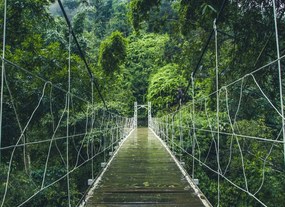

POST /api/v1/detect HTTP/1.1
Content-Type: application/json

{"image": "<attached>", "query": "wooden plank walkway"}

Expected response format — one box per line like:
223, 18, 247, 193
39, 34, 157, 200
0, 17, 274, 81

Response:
84, 128, 211, 207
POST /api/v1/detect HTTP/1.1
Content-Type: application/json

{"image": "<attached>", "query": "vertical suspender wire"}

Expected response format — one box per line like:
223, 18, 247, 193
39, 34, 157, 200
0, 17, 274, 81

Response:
272, 0, 285, 164
191, 74, 196, 179
166, 115, 169, 145
112, 116, 114, 152
214, 19, 220, 206
171, 115, 174, 152
103, 112, 108, 163
0, 0, 7, 164
134, 102, 137, 128
66, 26, 72, 207
91, 80, 94, 180
179, 101, 182, 162
148, 102, 151, 128
162, 121, 164, 140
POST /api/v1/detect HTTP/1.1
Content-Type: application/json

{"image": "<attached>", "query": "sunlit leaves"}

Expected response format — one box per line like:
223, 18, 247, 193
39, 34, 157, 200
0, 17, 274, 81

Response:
125, 33, 169, 103
148, 64, 187, 111
98, 31, 127, 75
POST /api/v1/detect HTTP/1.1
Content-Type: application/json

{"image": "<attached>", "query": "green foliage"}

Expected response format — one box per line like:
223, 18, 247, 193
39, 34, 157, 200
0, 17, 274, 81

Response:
108, 0, 132, 36
157, 104, 285, 206
1, 0, 285, 206
179, 0, 219, 35
98, 31, 127, 75
147, 0, 179, 34
64, 0, 80, 10
129, 0, 161, 31
148, 64, 187, 111
0, 0, 54, 48
73, 11, 86, 35
125, 33, 169, 103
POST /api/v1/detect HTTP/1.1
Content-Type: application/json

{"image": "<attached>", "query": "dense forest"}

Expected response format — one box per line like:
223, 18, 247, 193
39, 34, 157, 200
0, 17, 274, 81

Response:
0, 0, 285, 206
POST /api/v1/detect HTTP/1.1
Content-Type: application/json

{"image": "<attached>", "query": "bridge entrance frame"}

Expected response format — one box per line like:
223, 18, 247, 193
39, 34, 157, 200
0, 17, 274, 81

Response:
134, 102, 151, 128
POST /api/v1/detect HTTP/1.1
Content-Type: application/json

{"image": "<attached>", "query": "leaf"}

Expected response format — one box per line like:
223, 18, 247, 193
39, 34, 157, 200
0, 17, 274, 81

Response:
143, 181, 150, 187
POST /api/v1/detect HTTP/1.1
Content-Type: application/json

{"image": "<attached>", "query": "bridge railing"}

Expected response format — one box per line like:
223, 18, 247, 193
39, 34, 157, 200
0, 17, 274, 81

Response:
0, 1, 135, 207
0, 57, 135, 206
150, 77, 285, 206
149, 3, 285, 206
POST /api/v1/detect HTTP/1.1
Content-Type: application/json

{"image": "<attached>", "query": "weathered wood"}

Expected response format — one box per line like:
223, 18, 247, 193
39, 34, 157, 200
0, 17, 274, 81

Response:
84, 128, 210, 207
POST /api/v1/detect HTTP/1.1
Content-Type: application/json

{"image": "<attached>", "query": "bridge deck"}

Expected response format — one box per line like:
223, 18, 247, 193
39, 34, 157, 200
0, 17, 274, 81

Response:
84, 128, 209, 207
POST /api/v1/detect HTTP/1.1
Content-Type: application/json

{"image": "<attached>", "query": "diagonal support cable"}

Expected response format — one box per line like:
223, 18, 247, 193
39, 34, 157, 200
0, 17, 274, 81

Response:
57, 0, 108, 111
0, 0, 7, 164
185, 0, 227, 94
272, 0, 285, 165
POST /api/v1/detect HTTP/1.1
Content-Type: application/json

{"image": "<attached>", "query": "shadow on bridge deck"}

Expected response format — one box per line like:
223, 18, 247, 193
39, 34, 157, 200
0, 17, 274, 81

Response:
83, 128, 211, 207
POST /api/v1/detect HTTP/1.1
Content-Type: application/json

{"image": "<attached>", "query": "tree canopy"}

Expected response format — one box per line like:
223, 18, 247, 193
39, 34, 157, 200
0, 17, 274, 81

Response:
0, 0, 285, 206
98, 31, 127, 75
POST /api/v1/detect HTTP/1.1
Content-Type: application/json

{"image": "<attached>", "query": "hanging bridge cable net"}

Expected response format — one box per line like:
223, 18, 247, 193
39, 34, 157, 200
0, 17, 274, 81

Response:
3, 71, 31, 174
1, 45, 133, 206
150, 67, 285, 205
173, 140, 268, 206
223, 87, 249, 192
150, 3, 285, 206
214, 83, 281, 194
0, 3, 135, 207
18, 133, 132, 207
1, 82, 52, 207
0, 0, 7, 164
72, 103, 90, 166
203, 99, 218, 167
57, 0, 108, 111
152, 96, 284, 139
151, 108, 274, 207
1, 58, 88, 103
41, 94, 68, 190
272, 0, 285, 164
49, 86, 67, 167
222, 90, 235, 176
188, 54, 285, 121
0, 80, 133, 206
251, 133, 280, 196
151, 109, 282, 206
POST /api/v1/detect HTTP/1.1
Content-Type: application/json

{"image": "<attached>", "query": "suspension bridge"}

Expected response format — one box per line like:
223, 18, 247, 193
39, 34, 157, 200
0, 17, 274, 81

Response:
1, 0, 285, 207
81, 127, 210, 207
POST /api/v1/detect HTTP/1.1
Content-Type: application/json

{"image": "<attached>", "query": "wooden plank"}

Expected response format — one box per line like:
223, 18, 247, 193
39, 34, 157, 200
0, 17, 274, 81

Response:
84, 128, 210, 207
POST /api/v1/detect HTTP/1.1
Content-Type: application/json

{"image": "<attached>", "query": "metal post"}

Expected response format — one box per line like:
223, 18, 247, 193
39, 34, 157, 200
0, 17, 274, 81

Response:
91, 81, 94, 180
171, 116, 174, 152
134, 102, 138, 128
148, 102, 151, 128
166, 115, 169, 145
179, 101, 182, 162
